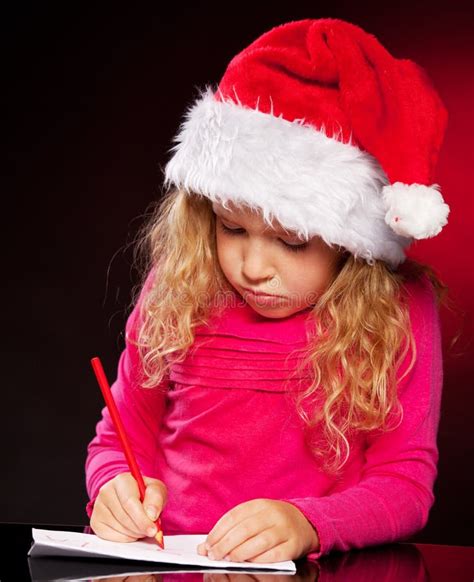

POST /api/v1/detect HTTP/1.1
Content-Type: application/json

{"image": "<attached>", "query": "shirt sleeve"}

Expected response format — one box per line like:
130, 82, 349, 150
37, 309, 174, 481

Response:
281, 276, 444, 559
84, 267, 169, 519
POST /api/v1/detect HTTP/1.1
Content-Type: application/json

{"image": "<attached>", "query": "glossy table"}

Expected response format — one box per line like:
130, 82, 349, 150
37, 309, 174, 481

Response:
1, 522, 473, 581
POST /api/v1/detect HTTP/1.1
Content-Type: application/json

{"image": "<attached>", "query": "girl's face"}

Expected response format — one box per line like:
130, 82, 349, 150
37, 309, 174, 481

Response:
212, 201, 343, 318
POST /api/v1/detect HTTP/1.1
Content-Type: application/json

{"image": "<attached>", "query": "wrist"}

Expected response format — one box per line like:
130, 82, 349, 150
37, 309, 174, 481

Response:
307, 523, 320, 553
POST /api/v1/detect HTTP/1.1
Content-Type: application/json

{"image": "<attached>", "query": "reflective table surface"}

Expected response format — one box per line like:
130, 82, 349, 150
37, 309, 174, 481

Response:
1, 522, 473, 582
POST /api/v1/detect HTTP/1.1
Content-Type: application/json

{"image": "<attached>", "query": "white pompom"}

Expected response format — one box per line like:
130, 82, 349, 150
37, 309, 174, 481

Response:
382, 182, 450, 239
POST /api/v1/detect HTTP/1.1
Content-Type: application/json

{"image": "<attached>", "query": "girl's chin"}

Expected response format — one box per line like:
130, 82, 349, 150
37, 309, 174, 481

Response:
247, 298, 310, 319
250, 305, 306, 319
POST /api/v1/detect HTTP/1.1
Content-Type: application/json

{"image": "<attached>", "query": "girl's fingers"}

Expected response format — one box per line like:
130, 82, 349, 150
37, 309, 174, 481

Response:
114, 476, 158, 537
142, 481, 167, 521
94, 510, 140, 543
91, 473, 166, 543
91, 501, 140, 541
247, 540, 290, 563
108, 486, 149, 538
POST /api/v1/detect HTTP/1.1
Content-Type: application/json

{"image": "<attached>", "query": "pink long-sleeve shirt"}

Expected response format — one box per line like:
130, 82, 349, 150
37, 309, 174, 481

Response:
85, 270, 443, 560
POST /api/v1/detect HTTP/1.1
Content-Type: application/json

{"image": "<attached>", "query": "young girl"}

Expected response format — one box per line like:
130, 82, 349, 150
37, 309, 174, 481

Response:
85, 17, 451, 562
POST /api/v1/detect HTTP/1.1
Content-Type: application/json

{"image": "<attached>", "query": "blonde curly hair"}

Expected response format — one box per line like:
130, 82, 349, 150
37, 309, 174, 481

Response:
129, 187, 456, 475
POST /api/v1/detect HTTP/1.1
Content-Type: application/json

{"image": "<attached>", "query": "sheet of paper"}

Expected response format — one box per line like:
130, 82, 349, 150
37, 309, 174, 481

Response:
28, 528, 297, 572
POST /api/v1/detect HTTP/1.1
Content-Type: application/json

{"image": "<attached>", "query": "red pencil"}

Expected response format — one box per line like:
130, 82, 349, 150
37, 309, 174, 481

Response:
90, 356, 165, 549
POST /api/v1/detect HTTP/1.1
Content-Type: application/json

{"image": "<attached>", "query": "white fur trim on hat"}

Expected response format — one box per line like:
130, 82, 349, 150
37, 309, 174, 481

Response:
163, 86, 413, 268
382, 182, 450, 239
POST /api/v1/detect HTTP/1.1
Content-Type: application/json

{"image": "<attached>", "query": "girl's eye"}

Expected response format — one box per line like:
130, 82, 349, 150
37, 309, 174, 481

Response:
219, 222, 309, 253
283, 240, 310, 252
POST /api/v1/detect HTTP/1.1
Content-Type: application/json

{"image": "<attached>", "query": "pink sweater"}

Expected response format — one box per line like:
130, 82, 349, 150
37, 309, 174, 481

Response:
85, 270, 443, 560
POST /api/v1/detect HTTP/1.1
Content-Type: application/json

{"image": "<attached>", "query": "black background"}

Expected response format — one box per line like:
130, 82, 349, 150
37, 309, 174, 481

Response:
3, 1, 473, 546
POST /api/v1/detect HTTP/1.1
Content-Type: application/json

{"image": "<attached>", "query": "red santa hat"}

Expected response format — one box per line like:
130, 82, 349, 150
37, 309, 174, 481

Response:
163, 18, 449, 268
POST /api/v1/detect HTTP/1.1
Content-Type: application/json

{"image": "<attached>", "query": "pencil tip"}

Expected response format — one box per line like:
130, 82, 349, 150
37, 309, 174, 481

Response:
155, 530, 164, 549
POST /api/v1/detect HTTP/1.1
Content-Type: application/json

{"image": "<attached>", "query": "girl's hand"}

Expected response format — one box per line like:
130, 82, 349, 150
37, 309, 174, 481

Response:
196, 498, 320, 563
90, 472, 167, 542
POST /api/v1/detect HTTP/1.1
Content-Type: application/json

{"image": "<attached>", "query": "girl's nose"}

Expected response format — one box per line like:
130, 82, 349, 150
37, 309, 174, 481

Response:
241, 241, 275, 282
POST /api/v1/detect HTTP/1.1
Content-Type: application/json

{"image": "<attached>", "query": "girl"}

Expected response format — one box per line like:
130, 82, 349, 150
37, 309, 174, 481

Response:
85, 17, 452, 561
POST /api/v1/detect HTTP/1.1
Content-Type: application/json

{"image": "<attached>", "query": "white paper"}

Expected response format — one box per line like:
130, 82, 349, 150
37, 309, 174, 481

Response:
28, 528, 296, 572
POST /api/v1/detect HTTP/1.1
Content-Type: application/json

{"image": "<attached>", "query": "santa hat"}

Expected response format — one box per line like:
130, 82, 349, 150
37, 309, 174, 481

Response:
163, 18, 449, 268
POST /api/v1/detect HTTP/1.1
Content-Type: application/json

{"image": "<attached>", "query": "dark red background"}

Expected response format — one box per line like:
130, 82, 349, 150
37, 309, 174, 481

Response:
3, 3, 473, 544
